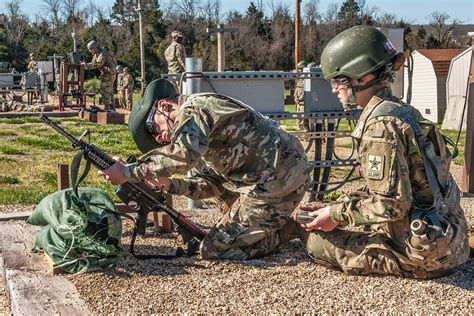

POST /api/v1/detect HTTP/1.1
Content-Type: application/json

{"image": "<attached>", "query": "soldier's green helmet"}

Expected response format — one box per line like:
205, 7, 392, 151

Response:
87, 40, 99, 50
321, 25, 399, 80
297, 61, 306, 69
128, 79, 178, 153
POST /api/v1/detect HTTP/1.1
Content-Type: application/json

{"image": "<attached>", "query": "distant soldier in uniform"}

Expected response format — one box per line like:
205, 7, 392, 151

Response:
99, 79, 311, 260
295, 61, 309, 131
81, 40, 117, 111
122, 67, 134, 111
116, 65, 124, 108
296, 26, 470, 278
28, 53, 38, 73
164, 31, 186, 74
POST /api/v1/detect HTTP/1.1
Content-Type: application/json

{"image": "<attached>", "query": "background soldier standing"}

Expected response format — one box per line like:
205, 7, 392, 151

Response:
297, 26, 470, 279
81, 40, 117, 112
28, 53, 38, 73
294, 61, 309, 131
116, 65, 124, 108
164, 31, 186, 74
122, 67, 134, 111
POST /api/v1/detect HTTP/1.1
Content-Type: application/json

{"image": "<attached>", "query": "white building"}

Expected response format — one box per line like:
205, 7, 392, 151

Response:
403, 48, 464, 123
442, 47, 472, 130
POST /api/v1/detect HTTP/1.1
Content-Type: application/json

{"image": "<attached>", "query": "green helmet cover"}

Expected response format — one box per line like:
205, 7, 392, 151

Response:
128, 79, 178, 154
87, 40, 99, 50
321, 25, 398, 80
297, 61, 306, 69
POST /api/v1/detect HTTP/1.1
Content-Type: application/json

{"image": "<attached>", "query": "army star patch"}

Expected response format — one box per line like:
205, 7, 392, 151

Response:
367, 154, 384, 180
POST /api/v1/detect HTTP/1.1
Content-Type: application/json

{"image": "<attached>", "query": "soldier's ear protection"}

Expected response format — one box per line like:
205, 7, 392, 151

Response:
391, 52, 406, 71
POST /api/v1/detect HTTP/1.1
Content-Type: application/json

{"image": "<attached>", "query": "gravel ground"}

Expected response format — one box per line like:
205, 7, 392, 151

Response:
0, 162, 473, 314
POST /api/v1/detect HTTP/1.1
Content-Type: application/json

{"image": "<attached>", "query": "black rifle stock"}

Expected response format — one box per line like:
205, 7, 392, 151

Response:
39, 114, 207, 257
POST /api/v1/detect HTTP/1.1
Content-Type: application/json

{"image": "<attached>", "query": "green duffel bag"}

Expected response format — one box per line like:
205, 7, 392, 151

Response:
27, 153, 123, 274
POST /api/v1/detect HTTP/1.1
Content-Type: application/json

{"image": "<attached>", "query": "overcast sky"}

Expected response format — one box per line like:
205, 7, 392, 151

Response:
5, 0, 474, 24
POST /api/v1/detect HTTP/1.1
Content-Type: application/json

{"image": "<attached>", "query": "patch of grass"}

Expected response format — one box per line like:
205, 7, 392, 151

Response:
14, 135, 71, 151
0, 175, 19, 184
0, 145, 26, 155
0, 117, 42, 124
41, 171, 57, 188
439, 126, 465, 166
0, 156, 17, 163
0, 130, 17, 136
323, 190, 342, 202
0, 187, 54, 204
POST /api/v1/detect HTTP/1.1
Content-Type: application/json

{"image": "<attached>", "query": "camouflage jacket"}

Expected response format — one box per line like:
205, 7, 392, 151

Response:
294, 79, 304, 104
28, 60, 38, 73
122, 73, 134, 91
329, 87, 460, 241
164, 41, 186, 74
116, 73, 124, 90
84, 48, 117, 77
127, 93, 311, 199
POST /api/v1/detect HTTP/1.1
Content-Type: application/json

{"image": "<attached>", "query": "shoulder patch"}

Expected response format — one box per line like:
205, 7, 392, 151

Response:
367, 154, 384, 180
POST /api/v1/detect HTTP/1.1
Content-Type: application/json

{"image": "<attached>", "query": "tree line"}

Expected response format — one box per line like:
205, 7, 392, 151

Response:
0, 0, 470, 83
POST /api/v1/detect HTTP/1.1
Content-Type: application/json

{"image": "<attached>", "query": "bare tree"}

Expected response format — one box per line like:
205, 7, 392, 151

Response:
428, 11, 462, 48
42, 0, 62, 29
61, 0, 83, 19
4, 0, 29, 67
198, 0, 221, 24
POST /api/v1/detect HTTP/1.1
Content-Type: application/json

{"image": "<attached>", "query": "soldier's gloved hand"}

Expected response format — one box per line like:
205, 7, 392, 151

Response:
98, 156, 127, 185
300, 205, 338, 232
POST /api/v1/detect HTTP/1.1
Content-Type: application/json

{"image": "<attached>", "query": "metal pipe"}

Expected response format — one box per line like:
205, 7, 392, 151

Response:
185, 57, 204, 209
137, 0, 146, 94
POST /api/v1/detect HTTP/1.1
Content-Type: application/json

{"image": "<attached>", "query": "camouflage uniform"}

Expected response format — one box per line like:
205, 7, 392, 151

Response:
116, 69, 125, 108
306, 87, 470, 278
84, 48, 117, 110
294, 78, 309, 131
126, 93, 311, 260
164, 41, 186, 74
28, 60, 38, 73
122, 71, 134, 111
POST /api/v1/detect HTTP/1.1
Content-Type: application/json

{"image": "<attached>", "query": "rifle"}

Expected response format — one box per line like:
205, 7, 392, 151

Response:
39, 114, 207, 259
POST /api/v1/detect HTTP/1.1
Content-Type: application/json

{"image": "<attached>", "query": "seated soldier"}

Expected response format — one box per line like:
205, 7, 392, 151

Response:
295, 26, 470, 279
99, 79, 311, 260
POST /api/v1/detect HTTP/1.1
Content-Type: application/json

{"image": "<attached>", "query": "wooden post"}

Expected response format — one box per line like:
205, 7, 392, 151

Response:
294, 0, 301, 69
57, 164, 69, 191
217, 24, 224, 72
462, 32, 474, 194
206, 25, 239, 72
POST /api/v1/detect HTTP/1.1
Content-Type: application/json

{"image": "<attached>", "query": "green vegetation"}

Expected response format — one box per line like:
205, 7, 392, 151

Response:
0, 117, 140, 204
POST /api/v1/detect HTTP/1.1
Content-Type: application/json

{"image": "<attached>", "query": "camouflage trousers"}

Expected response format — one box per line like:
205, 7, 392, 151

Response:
117, 89, 125, 108
296, 101, 309, 131
306, 176, 470, 279
200, 181, 308, 260
124, 88, 133, 110
100, 75, 116, 109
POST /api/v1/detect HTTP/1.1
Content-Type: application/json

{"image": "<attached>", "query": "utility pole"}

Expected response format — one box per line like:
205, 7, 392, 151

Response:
137, 0, 146, 93
462, 32, 474, 195
294, 0, 301, 70
72, 24, 77, 52
206, 24, 239, 72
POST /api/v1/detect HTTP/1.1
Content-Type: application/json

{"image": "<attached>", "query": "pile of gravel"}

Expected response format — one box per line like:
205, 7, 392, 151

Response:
0, 165, 472, 314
